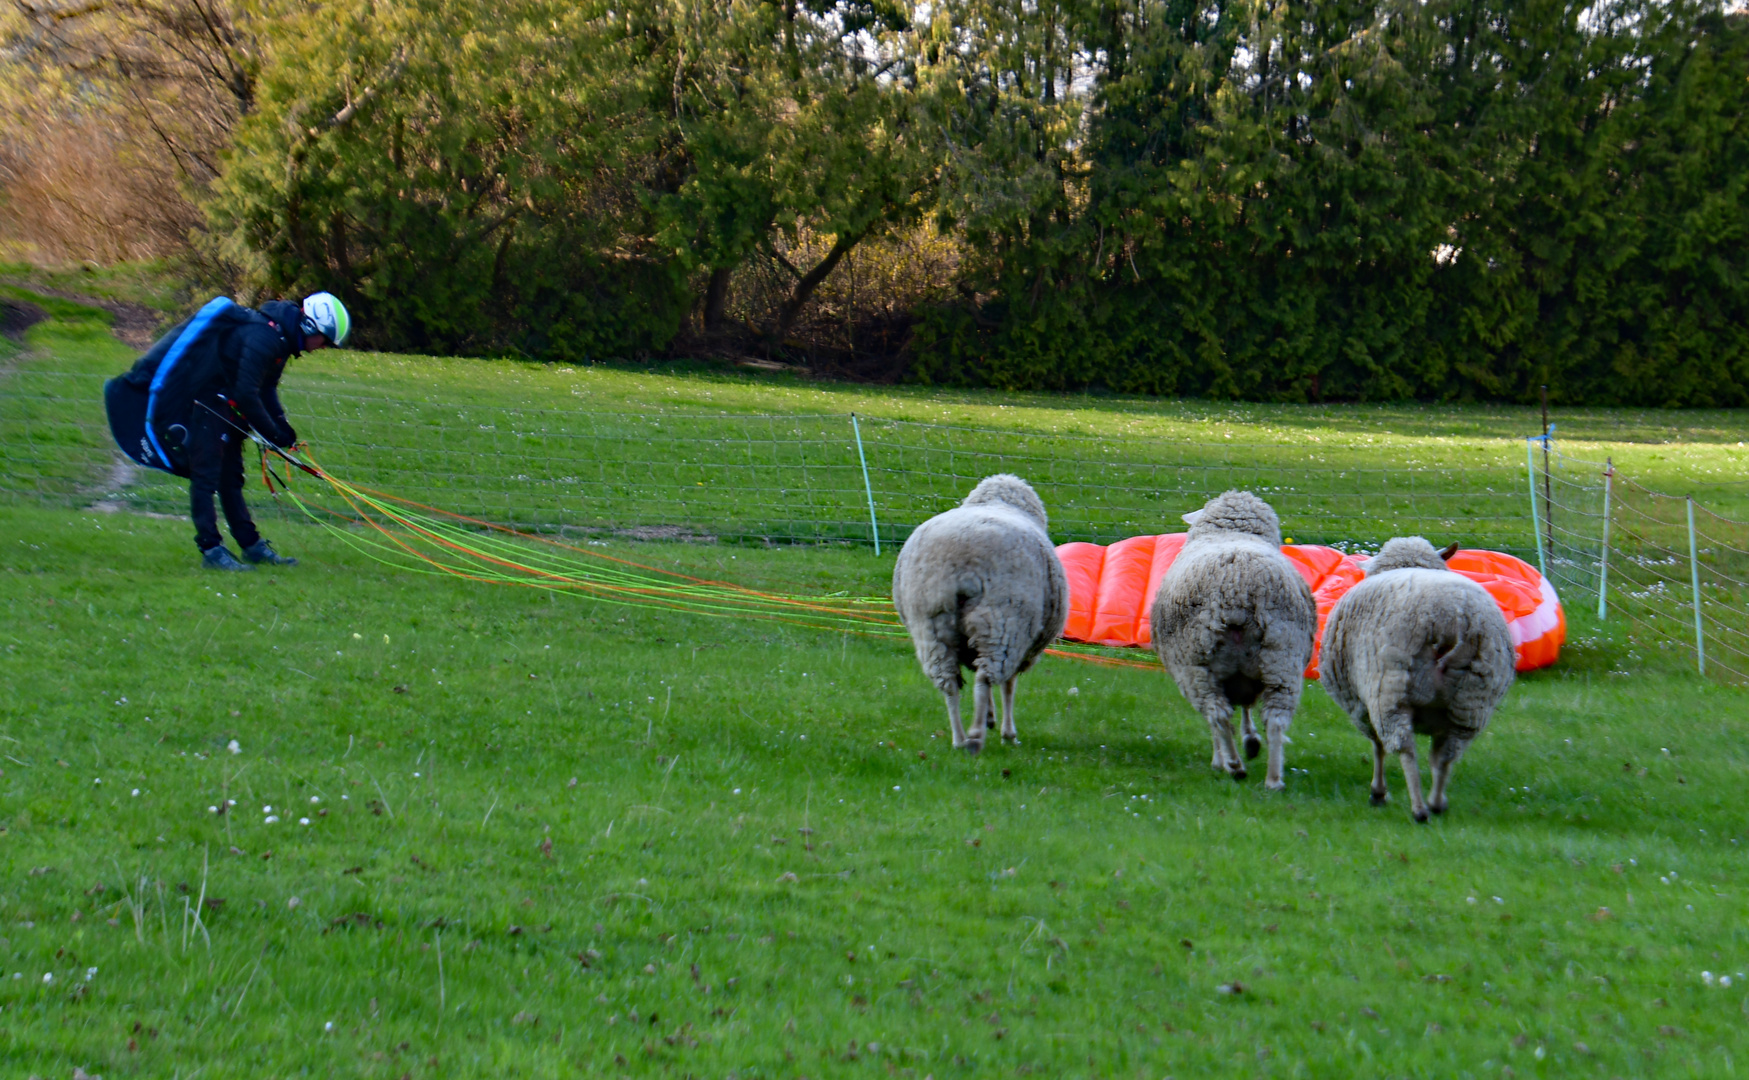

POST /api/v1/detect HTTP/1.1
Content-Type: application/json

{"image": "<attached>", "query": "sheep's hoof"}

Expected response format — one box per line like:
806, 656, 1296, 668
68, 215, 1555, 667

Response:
962, 739, 984, 756
986, 719, 997, 731
1429, 801, 1447, 816
1412, 809, 1430, 824
1002, 733, 1019, 744
1228, 767, 1247, 782
1369, 790, 1388, 807
1264, 779, 1285, 792
1244, 735, 1261, 760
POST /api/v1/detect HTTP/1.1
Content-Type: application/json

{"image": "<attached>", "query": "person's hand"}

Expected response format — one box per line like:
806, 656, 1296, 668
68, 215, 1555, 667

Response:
277, 422, 298, 447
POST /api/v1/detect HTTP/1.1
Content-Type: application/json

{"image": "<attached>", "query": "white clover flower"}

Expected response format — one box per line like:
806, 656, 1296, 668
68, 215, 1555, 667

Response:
264, 815, 280, 824
1723, 976, 1734, 988
43, 972, 53, 984
351, 633, 362, 640
131, 789, 140, 797
299, 817, 311, 826
1067, 686, 1079, 696
893, 786, 901, 792
733, 788, 742, 795
1703, 971, 1716, 986
324, 1021, 334, 1031
310, 795, 320, 803
263, 805, 273, 813
92, 778, 101, 785
85, 967, 97, 980
228, 740, 241, 754
209, 806, 219, 814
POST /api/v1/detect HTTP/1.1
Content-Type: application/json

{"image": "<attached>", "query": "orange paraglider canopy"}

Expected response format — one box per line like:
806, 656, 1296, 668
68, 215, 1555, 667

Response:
1056, 536, 1562, 676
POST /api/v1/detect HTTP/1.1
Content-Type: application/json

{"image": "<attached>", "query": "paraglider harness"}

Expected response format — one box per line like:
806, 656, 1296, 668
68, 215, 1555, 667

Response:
104, 296, 318, 486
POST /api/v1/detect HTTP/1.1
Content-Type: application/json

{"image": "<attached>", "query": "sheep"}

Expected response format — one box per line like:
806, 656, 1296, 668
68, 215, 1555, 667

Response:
1150, 491, 1317, 788
892, 474, 1068, 754
1320, 536, 1516, 822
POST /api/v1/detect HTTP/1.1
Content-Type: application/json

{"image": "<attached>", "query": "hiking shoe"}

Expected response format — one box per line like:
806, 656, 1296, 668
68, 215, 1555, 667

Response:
203, 545, 254, 571
241, 539, 298, 566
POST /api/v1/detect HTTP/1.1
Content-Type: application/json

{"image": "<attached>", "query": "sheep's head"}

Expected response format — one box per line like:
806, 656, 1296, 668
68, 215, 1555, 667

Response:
963, 473, 1048, 529
1181, 490, 1281, 545
1364, 536, 1455, 576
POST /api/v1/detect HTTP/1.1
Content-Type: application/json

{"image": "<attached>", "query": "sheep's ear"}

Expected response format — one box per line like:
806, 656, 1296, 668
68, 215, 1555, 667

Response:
1438, 542, 1460, 562
1181, 509, 1205, 526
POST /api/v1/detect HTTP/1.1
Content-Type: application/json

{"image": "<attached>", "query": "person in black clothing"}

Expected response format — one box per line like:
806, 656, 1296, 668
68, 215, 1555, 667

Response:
105, 291, 353, 570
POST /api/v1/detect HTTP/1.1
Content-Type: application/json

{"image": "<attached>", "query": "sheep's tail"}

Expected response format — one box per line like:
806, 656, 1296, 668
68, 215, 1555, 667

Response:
1435, 632, 1477, 675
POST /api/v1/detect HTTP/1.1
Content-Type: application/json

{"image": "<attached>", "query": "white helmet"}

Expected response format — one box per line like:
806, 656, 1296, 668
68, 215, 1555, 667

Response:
301, 292, 352, 347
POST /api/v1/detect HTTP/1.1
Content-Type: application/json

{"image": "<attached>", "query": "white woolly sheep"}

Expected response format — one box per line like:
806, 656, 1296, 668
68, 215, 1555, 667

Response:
1320, 536, 1516, 822
1150, 491, 1317, 788
892, 474, 1068, 754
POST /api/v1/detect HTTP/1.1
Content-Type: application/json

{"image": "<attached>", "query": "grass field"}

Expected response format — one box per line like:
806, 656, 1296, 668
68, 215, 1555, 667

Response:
4, 285, 1749, 1077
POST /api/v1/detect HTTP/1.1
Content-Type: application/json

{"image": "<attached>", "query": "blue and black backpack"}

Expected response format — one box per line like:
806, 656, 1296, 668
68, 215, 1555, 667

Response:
104, 297, 245, 478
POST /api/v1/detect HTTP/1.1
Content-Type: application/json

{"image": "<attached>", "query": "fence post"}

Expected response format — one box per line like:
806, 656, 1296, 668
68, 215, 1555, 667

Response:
1597, 458, 1612, 620
851, 413, 880, 556
1688, 495, 1705, 676
1540, 387, 1555, 559
1525, 438, 1546, 577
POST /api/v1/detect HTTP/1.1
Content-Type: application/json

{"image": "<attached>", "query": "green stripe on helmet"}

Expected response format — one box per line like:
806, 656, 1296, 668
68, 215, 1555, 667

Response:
302, 291, 353, 347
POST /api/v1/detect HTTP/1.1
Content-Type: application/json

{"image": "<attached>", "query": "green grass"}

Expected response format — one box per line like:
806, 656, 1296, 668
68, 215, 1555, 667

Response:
3, 285, 1749, 1076
4, 506, 1749, 1079
3, 284, 1748, 553
0, 259, 194, 316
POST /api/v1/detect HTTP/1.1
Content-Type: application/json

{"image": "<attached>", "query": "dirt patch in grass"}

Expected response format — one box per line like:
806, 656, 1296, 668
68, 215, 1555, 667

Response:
0, 279, 164, 348
1, 297, 46, 341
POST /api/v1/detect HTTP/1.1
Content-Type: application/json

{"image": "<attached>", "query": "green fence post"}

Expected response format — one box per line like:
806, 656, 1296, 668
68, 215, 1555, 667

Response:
851, 413, 880, 556
1526, 438, 1546, 577
1597, 459, 1612, 620
1688, 495, 1705, 676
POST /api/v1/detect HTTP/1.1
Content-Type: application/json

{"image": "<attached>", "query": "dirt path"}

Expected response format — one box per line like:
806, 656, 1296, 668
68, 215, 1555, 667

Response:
1, 296, 48, 342
0, 280, 168, 349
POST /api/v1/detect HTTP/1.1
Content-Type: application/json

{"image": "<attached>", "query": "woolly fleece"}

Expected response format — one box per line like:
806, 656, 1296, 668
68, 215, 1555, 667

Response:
892, 474, 1068, 753
1321, 536, 1517, 820
1149, 490, 1316, 787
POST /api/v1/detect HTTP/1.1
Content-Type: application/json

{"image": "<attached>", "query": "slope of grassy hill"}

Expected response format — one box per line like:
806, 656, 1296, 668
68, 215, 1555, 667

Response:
2, 285, 1747, 1077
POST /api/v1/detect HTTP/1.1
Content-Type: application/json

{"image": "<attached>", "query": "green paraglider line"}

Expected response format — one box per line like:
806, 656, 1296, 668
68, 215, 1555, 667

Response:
261, 443, 1158, 671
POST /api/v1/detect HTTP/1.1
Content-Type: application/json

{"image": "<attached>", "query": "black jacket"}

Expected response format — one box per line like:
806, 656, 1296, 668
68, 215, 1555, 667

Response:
115, 298, 302, 451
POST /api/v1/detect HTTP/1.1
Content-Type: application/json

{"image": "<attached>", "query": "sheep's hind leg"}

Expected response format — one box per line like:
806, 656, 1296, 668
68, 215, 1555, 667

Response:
1397, 745, 1430, 823
1427, 733, 1470, 816
1368, 737, 1389, 806
1241, 708, 1261, 761
942, 682, 969, 751
1204, 709, 1245, 780
1378, 711, 1430, 821
963, 672, 996, 755
1000, 675, 1019, 744
1262, 710, 1292, 791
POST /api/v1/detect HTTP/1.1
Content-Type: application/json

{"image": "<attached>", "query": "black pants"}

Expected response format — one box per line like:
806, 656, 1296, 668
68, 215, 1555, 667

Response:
188, 409, 260, 553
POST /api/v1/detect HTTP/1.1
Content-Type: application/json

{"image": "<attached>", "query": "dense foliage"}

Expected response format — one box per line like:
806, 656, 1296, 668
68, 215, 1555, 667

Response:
915, 0, 1749, 405
5, 0, 1745, 401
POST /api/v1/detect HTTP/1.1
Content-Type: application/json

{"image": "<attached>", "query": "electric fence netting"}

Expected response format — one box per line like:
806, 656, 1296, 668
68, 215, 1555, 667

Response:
1534, 442, 1749, 684
5, 369, 1746, 679
1, 372, 1537, 551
